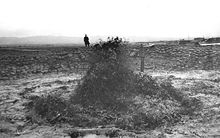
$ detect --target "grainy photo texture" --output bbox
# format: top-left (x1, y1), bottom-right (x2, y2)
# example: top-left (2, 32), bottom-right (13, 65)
top-left (0, 0), bottom-right (220, 138)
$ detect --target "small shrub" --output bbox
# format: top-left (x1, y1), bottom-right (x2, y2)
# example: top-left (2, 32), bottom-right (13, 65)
top-left (159, 81), bottom-right (185, 102)
top-left (180, 97), bottom-right (203, 115)
top-left (26, 94), bottom-right (67, 124)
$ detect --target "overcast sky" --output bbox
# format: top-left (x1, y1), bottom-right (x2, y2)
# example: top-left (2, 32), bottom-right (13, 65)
top-left (0, 0), bottom-right (220, 40)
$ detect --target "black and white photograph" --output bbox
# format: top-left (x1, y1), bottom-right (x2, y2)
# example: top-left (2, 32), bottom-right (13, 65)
top-left (0, 0), bottom-right (220, 137)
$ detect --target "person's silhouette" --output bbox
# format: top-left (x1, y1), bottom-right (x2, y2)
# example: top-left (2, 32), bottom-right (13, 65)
top-left (84, 34), bottom-right (90, 47)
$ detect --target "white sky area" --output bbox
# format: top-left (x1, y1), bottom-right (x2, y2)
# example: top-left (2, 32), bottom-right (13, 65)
top-left (0, 0), bottom-right (220, 40)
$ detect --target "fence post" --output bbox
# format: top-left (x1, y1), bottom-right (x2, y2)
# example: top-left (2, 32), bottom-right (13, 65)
top-left (140, 44), bottom-right (145, 72)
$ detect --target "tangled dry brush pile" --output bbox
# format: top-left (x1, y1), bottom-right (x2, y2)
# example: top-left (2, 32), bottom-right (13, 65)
top-left (26, 38), bottom-right (203, 134)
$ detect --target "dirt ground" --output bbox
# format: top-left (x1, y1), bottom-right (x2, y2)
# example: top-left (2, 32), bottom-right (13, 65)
top-left (0, 45), bottom-right (220, 138)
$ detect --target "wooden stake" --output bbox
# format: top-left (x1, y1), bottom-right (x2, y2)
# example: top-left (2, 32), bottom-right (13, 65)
top-left (140, 44), bottom-right (145, 72)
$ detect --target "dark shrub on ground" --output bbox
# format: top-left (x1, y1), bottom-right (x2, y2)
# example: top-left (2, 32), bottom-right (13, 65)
top-left (70, 38), bottom-right (134, 110)
top-left (70, 38), bottom-right (188, 110)
top-left (180, 97), bottom-right (204, 115)
top-left (25, 94), bottom-right (67, 124)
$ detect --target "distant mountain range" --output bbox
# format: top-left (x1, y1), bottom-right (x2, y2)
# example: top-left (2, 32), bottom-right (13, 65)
top-left (1, 35), bottom-right (219, 45)
top-left (0, 35), bottom-right (183, 45)
top-left (0, 36), bottom-right (84, 45)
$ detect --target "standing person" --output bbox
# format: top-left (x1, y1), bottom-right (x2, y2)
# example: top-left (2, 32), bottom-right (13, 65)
top-left (84, 34), bottom-right (90, 47)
